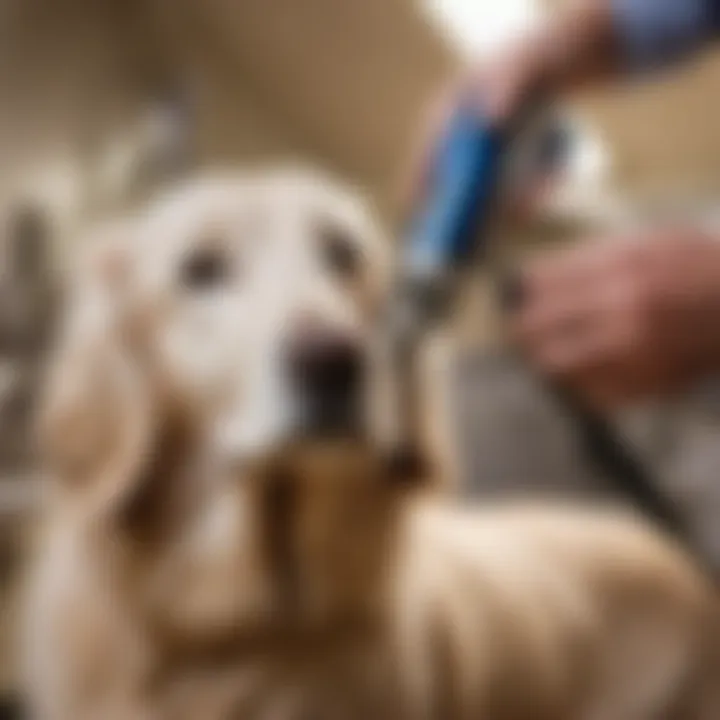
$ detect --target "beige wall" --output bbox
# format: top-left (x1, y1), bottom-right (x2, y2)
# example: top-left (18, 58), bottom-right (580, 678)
top-left (0, 1), bottom-right (151, 236)
top-left (0, 0), bottom-right (319, 251)
top-left (0, 0), bottom-right (455, 246)
top-left (6, 0), bottom-right (720, 241)
top-left (576, 52), bottom-right (720, 201)
top-left (143, 0), bottom-right (456, 212)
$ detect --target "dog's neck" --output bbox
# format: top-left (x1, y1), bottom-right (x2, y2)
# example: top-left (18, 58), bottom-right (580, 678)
top-left (95, 441), bottom-right (411, 663)
top-left (43, 435), bottom-right (435, 718)
top-left (250, 444), bottom-right (404, 626)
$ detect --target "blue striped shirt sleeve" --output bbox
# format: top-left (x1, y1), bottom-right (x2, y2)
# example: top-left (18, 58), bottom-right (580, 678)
top-left (612, 0), bottom-right (720, 71)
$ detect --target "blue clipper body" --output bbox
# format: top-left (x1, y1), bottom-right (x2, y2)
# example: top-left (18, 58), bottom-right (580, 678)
top-left (403, 108), bottom-right (506, 278)
top-left (393, 103), bottom-right (566, 335)
top-left (387, 107), bottom-right (517, 461)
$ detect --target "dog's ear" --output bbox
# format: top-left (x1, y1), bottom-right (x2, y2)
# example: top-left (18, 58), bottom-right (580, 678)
top-left (38, 221), bottom-right (158, 520)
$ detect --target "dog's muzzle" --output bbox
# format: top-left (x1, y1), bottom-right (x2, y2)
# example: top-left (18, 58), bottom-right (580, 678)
top-left (285, 323), bottom-right (364, 438)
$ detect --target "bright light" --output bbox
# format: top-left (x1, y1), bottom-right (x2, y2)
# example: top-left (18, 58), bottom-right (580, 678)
top-left (423, 0), bottom-right (543, 56)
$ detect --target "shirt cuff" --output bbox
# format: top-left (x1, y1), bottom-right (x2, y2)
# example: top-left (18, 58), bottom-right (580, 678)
top-left (611, 0), bottom-right (719, 73)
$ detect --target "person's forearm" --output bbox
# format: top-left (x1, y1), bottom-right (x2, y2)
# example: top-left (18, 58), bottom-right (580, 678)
top-left (530, 0), bottom-right (720, 98)
top-left (529, 0), bottom-right (621, 94)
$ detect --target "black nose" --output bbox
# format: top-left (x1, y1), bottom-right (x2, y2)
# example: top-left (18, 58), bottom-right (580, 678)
top-left (285, 325), bottom-right (363, 435)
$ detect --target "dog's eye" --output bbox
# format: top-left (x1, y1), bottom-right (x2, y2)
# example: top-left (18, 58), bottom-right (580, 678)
top-left (320, 226), bottom-right (362, 281)
top-left (180, 248), bottom-right (230, 290)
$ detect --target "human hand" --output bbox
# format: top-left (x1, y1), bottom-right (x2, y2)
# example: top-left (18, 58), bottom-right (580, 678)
top-left (398, 1), bottom-right (617, 218)
top-left (398, 36), bottom-right (555, 218)
top-left (513, 229), bottom-right (720, 406)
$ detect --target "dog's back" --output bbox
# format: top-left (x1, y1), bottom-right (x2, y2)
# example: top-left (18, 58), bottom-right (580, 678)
top-left (23, 493), bottom-right (719, 720)
top-left (393, 501), bottom-right (718, 720)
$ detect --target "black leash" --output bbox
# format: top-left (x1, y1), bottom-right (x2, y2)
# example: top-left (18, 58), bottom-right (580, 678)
top-left (498, 272), bottom-right (706, 563)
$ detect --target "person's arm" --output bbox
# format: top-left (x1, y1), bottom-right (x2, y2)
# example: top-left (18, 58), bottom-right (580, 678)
top-left (400, 0), bottom-right (720, 211)
top-left (612, 0), bottom-right (720, 73)
top-left (489, 0), bottom-right (720, 115)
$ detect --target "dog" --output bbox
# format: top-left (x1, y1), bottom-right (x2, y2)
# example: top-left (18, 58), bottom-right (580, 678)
top-left (22, 168), bottom-right (719, 719)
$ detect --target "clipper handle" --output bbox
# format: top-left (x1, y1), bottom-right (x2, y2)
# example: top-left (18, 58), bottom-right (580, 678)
top-left (404, 108), bottom-right (506, 277)
top-left (404, 104), bottom-right (567, 282)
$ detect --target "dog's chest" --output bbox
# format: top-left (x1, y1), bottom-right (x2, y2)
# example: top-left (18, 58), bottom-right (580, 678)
top-left (149, 638), bottom-right (407, 720)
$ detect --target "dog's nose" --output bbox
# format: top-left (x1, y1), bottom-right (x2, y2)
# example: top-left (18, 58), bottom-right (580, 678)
top-left (285, 323), bottom-right (363, 435)
top-left (287, 325), bottom-right (362, 399)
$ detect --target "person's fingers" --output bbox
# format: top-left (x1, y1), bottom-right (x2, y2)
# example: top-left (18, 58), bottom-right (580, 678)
top-left (528, 318), bottom-right (608, 376)
top-left (511, 229), bottom-right (720, 406)
top-left (515, 270), bottom-right (599, 345)
top-left (516, 273), bottom-right (644, 374)
top-left (397, 42), bottom-right (552, 221)
top-left (529, 240), bottom-right (622, 294)
top-left (396, 53), bottom-right (535, 220)
top-left (531, 340), bottom-right (636, 410)
top-left (523, 299), bottom-right (663, 408)
top-left (515, 240), bottom-right (638, 341)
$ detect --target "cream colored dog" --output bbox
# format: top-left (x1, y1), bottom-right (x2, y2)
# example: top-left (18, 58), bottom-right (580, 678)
top-left (23, 168), bottom-right (719, 720)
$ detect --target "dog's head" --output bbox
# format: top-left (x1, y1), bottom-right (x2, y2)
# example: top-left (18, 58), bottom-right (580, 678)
top-left (39, 168), bottom-right (442, 643)
top-left (44, 169), bottom-right (393, 468)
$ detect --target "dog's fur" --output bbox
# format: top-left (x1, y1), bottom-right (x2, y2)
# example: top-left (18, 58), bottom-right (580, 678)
top-left (23, 168), bottom-right (719, 720)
